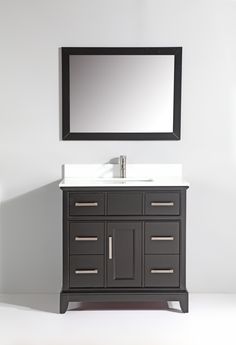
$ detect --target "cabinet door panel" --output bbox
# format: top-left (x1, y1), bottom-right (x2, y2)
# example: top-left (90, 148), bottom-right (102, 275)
top-left (107, 222), bottom-right (141, 287)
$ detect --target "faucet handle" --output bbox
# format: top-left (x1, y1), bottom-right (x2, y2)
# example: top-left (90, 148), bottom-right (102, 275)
top-left (120, 155), bottom-right (127, 164)
top-left (120, 155), bottom-right (127, 178)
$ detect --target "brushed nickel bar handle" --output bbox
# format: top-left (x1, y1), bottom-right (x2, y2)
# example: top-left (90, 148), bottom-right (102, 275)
top-left (75, 237), bottom-right (98, 241)
top-left (109, 236), bottom-right (112, 259)
top-left (75, 269), bottom-right (98, 274)
top-left (151, 269), bottom-right (174, 274)
top-left (75, 202), bottom-right (98, 207)
top-left (151, 236), bottom-right (174, 241)
top-left (151, 202), bottom-right (174, 207)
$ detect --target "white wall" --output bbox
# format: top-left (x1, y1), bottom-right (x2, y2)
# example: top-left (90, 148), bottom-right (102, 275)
top-left (0, 0), bottom-right (236, 293)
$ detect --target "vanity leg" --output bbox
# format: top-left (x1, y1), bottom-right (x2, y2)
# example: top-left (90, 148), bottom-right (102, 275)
top-left (60, 294), bottom-right (69, 314)
top-left (179, 295), bottom-right (189, 313)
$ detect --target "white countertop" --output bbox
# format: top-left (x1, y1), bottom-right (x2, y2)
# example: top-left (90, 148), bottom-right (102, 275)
top-left (59, 164), bottom-right (189, 187)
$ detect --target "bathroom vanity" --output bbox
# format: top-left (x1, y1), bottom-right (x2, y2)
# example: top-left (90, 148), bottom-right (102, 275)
top-left (59, 164), bottom-right (189, 313)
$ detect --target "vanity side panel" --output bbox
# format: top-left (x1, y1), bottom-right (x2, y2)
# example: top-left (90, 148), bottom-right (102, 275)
top-left (62, 191), bottom-right (70, 290)
top-left (179, 188), bottom-right (187, 290)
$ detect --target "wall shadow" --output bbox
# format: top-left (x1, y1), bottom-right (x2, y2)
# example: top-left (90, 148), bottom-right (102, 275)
top-left (0, 293), bottom-right (60, 313)
top-left (0, 182), bottom-right (62, 312)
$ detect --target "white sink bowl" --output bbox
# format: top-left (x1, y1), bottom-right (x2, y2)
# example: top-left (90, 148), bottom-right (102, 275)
top-left (94, 177), bottom-right (153, 183)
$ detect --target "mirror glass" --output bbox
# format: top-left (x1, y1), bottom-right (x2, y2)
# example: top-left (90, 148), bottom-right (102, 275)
top-left (62, 47), bottom-right (182, 140)
top-left (70, 55), bottom-right (174, 133)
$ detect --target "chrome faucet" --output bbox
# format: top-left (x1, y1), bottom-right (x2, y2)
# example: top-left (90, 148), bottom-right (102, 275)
top-left (120, 155), bottom-right (127, 178)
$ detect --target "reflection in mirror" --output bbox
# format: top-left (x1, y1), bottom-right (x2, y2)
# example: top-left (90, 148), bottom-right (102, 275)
top-left (70, 55), bottom-right (174, 133)
top-left (62, 47), bottom-right (182, 140)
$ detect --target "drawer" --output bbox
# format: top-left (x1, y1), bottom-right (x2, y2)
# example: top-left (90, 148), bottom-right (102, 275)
top-left (107, 192), bottom-right (142, 215)
top-left (145, 222), bottom-right (179, 254)
top-left (70, 222), bottom-right (104, 255)
top-left (145, 192), bottom-right (180, 215)
top-left (144, 255), bottom-right (179, 287)
top-left (69, 193), bottom-right (105, 216)
top-left (70, 255), bottom-right (104, 288)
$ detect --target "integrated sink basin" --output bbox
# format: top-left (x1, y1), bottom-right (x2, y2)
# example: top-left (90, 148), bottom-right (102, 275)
top-left (94, 177), bottom-right (153, 184)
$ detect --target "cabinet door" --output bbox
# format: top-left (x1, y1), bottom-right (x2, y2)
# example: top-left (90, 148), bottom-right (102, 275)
top-left (107, 222), bottom-right (141, 287)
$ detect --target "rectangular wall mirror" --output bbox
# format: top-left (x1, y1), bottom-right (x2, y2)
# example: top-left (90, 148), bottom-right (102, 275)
top-left (61, 47), bottom-right (182, 140)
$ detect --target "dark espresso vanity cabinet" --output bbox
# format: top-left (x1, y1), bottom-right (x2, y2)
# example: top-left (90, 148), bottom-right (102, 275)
top-left (60, 187), bottom-right (188, 313)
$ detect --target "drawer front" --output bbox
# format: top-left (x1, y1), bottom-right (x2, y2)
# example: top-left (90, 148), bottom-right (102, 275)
top-left (69, 193), bottom-right (105, 216)
top-left (70, 255), bottom-right (104, 288)
top-left (107, 192), bottom-right (142, 215)
top-left (145, 222), bottom-right (179, 254)
top-left (145, 255), bottom-right (179, 287)
top-left (145, 192), bottom-right (180, 215)
top-left (70, 222), bottom-right (104, 255)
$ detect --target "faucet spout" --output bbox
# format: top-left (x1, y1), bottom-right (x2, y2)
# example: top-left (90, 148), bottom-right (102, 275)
top-left (120, 155), bottom-right (127, 178)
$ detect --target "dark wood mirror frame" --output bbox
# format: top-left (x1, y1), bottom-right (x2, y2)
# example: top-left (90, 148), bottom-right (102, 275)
top-left (61, 47), bottom-right (182, 141)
